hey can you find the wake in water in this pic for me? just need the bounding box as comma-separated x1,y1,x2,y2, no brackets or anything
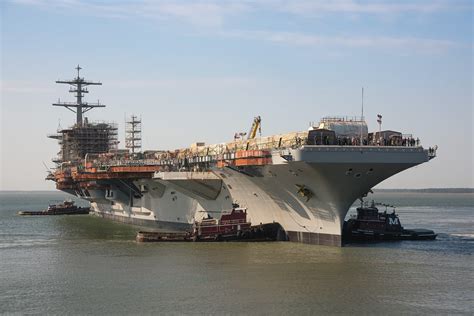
448,233,474,241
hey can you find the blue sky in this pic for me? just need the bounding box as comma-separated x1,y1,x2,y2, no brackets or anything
1,0,472,190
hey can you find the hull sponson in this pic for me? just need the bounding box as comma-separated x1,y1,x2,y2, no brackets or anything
94,209,192,231
85,181,202,232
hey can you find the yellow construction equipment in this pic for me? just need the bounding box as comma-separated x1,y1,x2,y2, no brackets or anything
248,116,261,139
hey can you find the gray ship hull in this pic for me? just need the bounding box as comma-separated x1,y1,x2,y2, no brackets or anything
72,145,430,246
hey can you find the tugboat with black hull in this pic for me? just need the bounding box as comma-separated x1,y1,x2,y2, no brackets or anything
18,200,91,216
343,200,437,243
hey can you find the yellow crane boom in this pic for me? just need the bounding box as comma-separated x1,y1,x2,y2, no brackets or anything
248,116,261,139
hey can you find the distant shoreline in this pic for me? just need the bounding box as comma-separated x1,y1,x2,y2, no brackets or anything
1,188,473,194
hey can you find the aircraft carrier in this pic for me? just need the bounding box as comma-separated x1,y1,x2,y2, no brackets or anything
47,66,437,246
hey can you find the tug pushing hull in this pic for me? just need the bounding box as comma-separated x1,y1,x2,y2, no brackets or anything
344,201,437,242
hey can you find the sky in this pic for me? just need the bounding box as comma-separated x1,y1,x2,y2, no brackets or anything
0,0,473,190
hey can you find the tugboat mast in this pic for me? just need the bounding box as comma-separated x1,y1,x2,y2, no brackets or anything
52,65,105,125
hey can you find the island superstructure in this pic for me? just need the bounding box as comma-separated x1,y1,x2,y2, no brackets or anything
48,67,437,246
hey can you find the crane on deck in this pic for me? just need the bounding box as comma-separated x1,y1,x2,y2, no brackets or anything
248,116,262,139
234,116,262,141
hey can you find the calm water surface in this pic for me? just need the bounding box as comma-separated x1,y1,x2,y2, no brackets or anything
1,191,473,315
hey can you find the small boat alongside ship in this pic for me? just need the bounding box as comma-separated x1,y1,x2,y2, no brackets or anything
193,205,251,241
136,205,281,242
343,201,437,242
18,200,90,216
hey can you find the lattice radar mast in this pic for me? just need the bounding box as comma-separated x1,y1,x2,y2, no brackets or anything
125,114,142,153
52,65,105,125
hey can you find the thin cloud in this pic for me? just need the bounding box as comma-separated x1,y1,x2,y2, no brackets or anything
1,80,55,93
10,0,249,26
0,77,259,94
8,0,464,54
106,77,259,89
220,30,457,54
10,0,469,25
141,2,248,27
277,0,469,15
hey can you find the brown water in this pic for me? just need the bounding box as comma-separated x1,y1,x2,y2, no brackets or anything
1,191,473,314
